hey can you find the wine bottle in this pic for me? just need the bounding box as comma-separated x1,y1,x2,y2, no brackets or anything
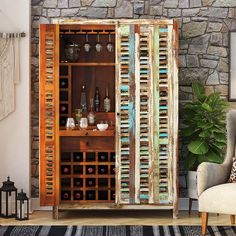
74,192,83,200
80,84,87,112
61,166,70,174
87,98,95,125
60,105,67,113
98,153,108,162
95,87,100,112
74,178,83,187
74,153,82,162
104,87,111,112
87,166,95,174
87,178,95,187
98,165,108,174
61,191,70,200
87,191,95,200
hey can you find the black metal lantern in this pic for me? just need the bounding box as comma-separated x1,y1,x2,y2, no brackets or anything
16,189,29,220
0,176,17,218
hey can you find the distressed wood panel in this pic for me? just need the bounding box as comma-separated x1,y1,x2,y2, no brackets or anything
40,24,60,206
158,25,170,204
116,24,132,204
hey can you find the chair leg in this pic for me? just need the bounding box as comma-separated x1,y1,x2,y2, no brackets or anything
202,212,208,235
230,215,235,225
188,198,193,215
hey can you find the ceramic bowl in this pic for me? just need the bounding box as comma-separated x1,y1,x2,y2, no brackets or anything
97,123,108,131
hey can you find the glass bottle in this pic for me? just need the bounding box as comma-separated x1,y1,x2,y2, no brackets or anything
95,87,100,112
104,87,111,112
87,98,95,125
80,84,87,112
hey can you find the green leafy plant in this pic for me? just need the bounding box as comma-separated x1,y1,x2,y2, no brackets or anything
182,82,229,171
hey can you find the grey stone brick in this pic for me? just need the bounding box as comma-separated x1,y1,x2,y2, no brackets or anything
182,21,207,38
199,8,228,19
48,9,60,17
200,59,218,68
207,46,227,57
190,0,201,8
69,0,81,8
58,0,68,8
92,0,117,7
179,0,189,9
43,0,57,8
115,0,133,18
213,0,236,7
186,55,199,67
206,71,219,85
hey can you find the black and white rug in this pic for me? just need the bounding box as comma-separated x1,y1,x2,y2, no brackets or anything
0,225,236,236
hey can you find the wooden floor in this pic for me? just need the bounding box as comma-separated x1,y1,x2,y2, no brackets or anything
0,210,233,226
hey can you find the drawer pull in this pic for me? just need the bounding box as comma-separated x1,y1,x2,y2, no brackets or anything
85,132,89,136
86,141,89,146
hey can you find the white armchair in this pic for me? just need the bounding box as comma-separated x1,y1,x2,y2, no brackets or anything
197,110,236,235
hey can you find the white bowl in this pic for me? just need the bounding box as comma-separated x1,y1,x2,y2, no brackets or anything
97,123,108,131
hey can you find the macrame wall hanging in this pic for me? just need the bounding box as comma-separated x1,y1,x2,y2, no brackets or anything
0,32,25,121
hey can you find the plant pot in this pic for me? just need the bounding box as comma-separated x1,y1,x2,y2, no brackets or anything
187,170,198,199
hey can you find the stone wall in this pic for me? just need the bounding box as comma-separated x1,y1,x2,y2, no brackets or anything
31,0,236,197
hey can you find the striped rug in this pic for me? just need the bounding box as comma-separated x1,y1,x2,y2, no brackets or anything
0,225,236,236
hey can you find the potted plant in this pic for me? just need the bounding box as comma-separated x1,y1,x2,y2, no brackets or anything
182,82,228,199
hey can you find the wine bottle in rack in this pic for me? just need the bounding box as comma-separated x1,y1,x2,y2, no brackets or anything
74,178,83,187
86,165,95,174
98,152,108,162
60,104,68,114
104,87,111,112
74,191,83,200
61,191,71,200
61,165,70,175
86,178,95,187
73,152,83,162
86,191,96,200
98,165,108,174
95,87,100,112
60,79,68,88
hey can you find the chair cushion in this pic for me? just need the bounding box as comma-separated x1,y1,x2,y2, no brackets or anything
199,183,236,214
228,158,236,183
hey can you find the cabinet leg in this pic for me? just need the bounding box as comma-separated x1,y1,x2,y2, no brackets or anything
53,206,59,219
230,215,235,225
173,208,178,219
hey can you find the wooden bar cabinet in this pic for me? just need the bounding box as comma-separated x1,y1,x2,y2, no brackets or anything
39,19,179,218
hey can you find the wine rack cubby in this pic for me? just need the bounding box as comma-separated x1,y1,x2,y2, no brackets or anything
60,151,116,203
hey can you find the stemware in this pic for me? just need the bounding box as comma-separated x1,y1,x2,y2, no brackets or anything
95,33,102,52
106,33,113,52
84,33,91,52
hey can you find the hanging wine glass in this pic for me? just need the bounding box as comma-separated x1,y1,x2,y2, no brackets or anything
95,33,102,52
84,33,91,53
106,33,113,53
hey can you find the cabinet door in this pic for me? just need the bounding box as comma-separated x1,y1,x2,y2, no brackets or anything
116,21,178,205
40,24,60,206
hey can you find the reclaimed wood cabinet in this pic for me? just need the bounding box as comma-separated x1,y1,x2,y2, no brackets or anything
39,19,179,218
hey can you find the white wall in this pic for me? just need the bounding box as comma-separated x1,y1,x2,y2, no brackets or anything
0,0,30,195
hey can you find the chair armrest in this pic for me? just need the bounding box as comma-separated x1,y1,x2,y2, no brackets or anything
197,162,231,196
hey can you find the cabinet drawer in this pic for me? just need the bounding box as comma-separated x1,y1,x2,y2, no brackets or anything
60,137,115,152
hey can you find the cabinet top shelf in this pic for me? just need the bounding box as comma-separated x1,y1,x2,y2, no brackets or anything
60,62,115,67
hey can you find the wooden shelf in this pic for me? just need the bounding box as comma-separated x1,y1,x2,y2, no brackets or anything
60,62,115,66
59,128,115,137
